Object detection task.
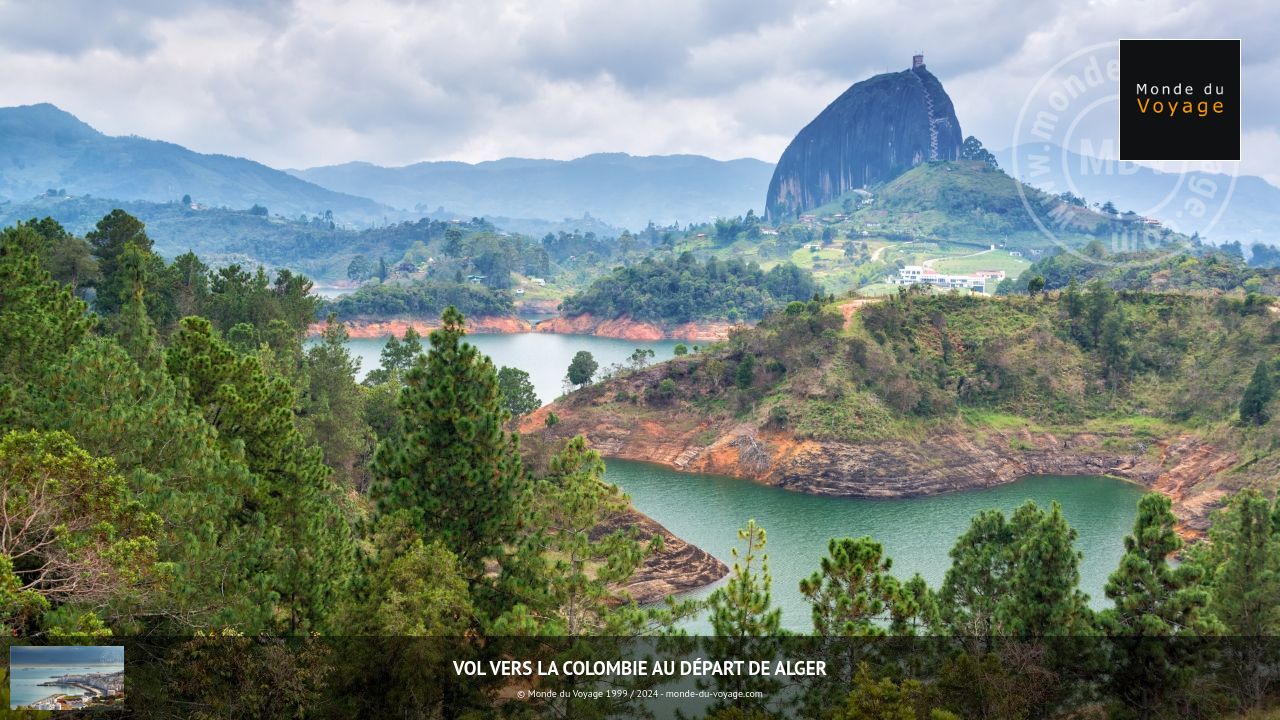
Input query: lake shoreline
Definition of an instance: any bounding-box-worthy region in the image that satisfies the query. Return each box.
[521,387,1234,541]
[313,315,740,342]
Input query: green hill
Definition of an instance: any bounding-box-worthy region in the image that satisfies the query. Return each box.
[811,160,1176,257]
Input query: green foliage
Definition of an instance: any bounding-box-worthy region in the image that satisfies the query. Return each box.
[800,536,938,636]
[202,264,320,337]
[1100,493,1219,717]
[300,316,375,488]
[340,513,473,635]
[0,430,159,633]
[497,365,541,417]
[329,279,514,320]
[567,350,598,388]
[1240,360,1274,425]
[707,519,783,638]
[166,317,356,632]
[674,342,689,356]
[939,501,1092,637]
[496,436,675,635]
[1101,493,1214,636]
[1197,490,1280,636]
[86,208,152,315]
[0,227,95,422]
[34,336,270,631]
[560,252,819,323]
[959,135,999,168]
[2,217,98,290]
[370,307,527,571]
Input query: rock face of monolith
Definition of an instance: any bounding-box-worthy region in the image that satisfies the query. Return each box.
[765,61,963,220]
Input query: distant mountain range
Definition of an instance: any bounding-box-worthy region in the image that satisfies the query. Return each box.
[289,153,775,231]
[994,144,1280,250]
[0,104,392,223]
[0,103,774,232]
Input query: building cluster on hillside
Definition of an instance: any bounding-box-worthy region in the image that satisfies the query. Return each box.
[893,265,1005,293]
[29,671,124,710]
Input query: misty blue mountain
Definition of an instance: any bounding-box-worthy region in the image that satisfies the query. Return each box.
[0,103,391,223]
[995,143,1280,250]
[289,153,775,231]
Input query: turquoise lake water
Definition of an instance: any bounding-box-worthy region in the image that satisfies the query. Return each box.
[336,332,1146,633]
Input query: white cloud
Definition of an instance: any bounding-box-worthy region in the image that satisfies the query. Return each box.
[0,0,1276,174]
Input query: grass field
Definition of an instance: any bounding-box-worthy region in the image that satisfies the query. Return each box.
[931,249,1031,276]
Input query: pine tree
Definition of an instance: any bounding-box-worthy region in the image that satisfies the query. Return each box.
[1239,360,1274,425]
[1202,490,1280,636]
[801,536,932,636]
[703,519,786,718]
[300,315,374,489]
[1100,493,1218,717]
[1102,493,1213,635]
[0,226,95,425]
[996,502,1093,636]
[939,509,1017,636]
[36,337,272,631]
[112,242,163,371]
[497,436,667,635]
[370,306,527,571]
[1194,490,1280,710]
[707,519,782,638]
[86,209,152,315]
[167,317,356,632]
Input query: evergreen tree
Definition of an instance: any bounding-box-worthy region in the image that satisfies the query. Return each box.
[996,502,1093,636]
[736,353,756,390]
[300,315,375,489]
[801,536,936,636]
[1239,360,1274,425]
[1194,490,1280,710]
[1102,493,1213,635]
[0,226,95,426]
[707,519,782,638]
[497,365,541,417]
[1201,490,1280,636]
[36,337,271,631]
[167,317,356,632]
[380,326,423,374]
[112,242,163,370]
[1100,493,1218,718]
[939,509,1017,636]
[86,209,152,315]
[499,437,667,635]
[370,307,527,571]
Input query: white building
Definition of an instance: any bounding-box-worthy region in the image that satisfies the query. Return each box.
[895,265,1006,294]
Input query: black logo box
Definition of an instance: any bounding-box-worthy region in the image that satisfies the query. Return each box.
[1119,39,1240,161]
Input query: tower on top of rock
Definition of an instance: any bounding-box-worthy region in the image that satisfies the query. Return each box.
[912,53,925,70]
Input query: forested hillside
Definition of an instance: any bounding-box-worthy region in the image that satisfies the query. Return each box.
[9,210,1280,717]
[559,253,820,323]
[1006,239,1280,295]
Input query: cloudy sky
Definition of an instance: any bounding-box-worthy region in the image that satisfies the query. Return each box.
[2,0,1278,182]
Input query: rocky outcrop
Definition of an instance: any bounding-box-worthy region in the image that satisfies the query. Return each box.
[521,401,1238,541]
[603,508,728,604]
[766,61,963,220]
[315,315,531,338]
[534,314,742,342]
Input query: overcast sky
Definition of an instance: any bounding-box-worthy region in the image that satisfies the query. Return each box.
[3,0,1278,182]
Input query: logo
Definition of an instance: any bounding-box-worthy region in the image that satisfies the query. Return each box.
[1010,41,1238,266]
